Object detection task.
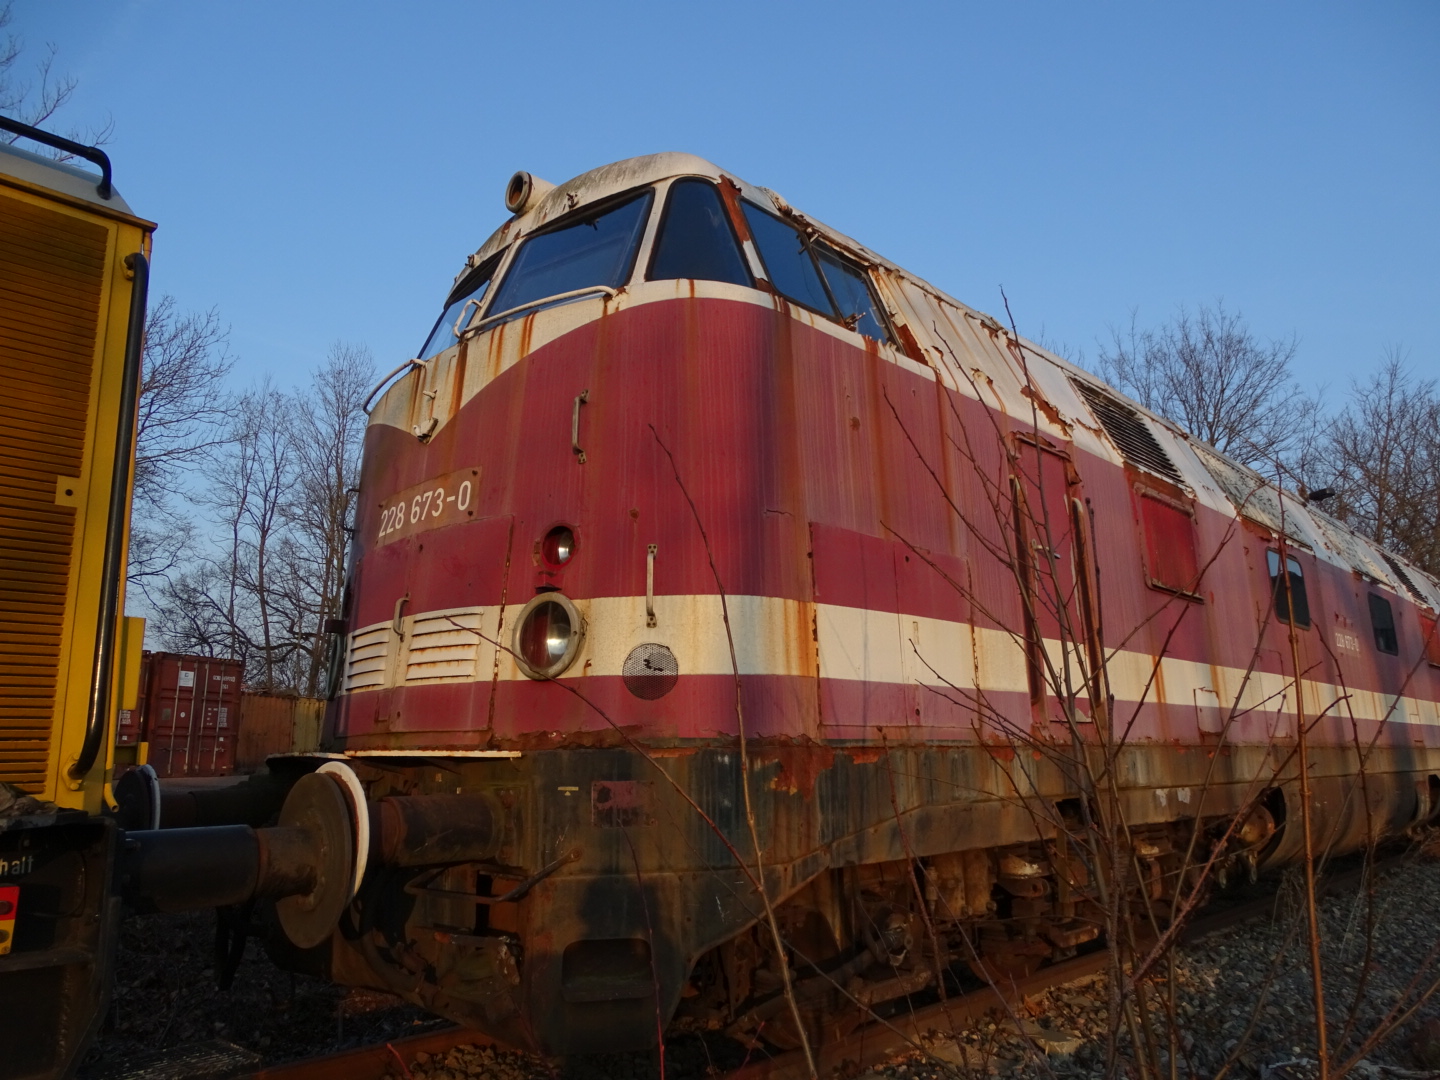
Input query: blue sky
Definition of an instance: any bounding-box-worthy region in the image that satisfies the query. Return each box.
[10,2,1438,396]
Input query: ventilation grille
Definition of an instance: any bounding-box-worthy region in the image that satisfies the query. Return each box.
[344,626,392,691]
[0,193,107,793]
[404,608,482,682]
[622,643,679,700]
[1309,509,1390,583]
[1382,553,1430,605]
[1070,380,1185,486]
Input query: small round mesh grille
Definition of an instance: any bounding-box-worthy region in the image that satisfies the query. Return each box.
[622,643,679,700]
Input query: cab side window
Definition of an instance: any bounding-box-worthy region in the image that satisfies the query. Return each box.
[741,200,894,345]
[814,248,892,344]
[741,201,832,313]
[419,259,497,360]
[648,179,751,287]
[1267,550,1311,628]
[1368,593,1399,655]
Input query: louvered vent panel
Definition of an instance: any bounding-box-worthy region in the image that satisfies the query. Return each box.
[1382,553,1430,606]
[0,193,107,793]
[1310,510,1391,582]
[1070,380,1186,486]
[344,626,392,691]
[405,608,483,682]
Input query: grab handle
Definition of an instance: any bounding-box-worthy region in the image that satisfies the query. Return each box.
[646,545,657,628]
[363,359,422,415]
[572,390,589,464]
[452,297,484,340]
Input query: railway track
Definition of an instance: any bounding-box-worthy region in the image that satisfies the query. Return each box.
[224,848,1398,1080]
[242,1025,489,1080]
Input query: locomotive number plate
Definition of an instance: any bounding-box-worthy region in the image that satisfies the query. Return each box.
[375,467,480,547]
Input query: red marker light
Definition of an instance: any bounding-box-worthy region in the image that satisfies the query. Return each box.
[0,885,17,955]
[541,526,575,567]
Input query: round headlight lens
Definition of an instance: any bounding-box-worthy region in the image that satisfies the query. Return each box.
[542,525,575,566]
[514,593,583,678]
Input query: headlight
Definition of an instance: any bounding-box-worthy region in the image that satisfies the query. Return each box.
[514,592,584,679]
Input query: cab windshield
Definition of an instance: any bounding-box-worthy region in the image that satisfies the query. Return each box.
[487,190,654,318]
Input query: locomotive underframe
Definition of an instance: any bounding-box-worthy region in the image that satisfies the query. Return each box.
[271,739,1433,1055]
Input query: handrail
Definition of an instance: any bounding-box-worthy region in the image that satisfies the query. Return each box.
[365,288,619,418]
[451,297,485,340]
[466,285,617,337]
[71,252,147,780]
[0,114,113,199]
[362,359,423,415]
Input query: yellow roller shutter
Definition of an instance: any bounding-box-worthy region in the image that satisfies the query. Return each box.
[0,192,107,792]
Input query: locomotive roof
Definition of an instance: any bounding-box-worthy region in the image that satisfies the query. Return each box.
[449,153,1440,609]
[462,153,1079,376]
[463,152,902,290]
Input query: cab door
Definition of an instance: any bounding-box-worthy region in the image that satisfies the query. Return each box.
[1010,437,1102,734]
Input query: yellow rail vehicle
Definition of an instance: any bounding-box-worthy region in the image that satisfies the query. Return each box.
[0,120,152,1080]
[0,122,380,1080]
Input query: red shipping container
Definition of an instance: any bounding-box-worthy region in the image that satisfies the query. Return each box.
[137,653,244,777]
[115,652,151,747]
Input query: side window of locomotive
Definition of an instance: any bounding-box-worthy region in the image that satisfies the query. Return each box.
[1368,593,1399,655]
[487,190,654,317]
[648,179,752,287]
[418,261,496,360]
[741,200,834,315]
[741,200,892,344]
[1267,550,1311,629]
[814,246,893,344]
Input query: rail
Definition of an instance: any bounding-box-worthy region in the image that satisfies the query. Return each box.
[0,114,113,198]
[468,285,617,336]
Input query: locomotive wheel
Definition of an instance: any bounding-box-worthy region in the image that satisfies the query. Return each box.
[966,939,1049,986]
[275,772,355,949]
[763,1001,864,1051]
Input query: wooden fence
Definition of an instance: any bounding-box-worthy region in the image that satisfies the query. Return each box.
[234,693,324,773]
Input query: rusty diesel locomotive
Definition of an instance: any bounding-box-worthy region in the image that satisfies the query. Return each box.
[192,155,1440,1056]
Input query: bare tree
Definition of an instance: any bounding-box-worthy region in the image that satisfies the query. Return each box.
[133,298,235,512]
[150,383,298,682]
[1098,301,1307,469]
[220,384,296,688]
[127,298,236,594]
[280,343,375,696]
[147,345,374,695]
[1318,350,1440,577]
[0,1,112,152]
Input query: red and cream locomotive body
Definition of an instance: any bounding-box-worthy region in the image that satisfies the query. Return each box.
[299,153,1440,1054]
